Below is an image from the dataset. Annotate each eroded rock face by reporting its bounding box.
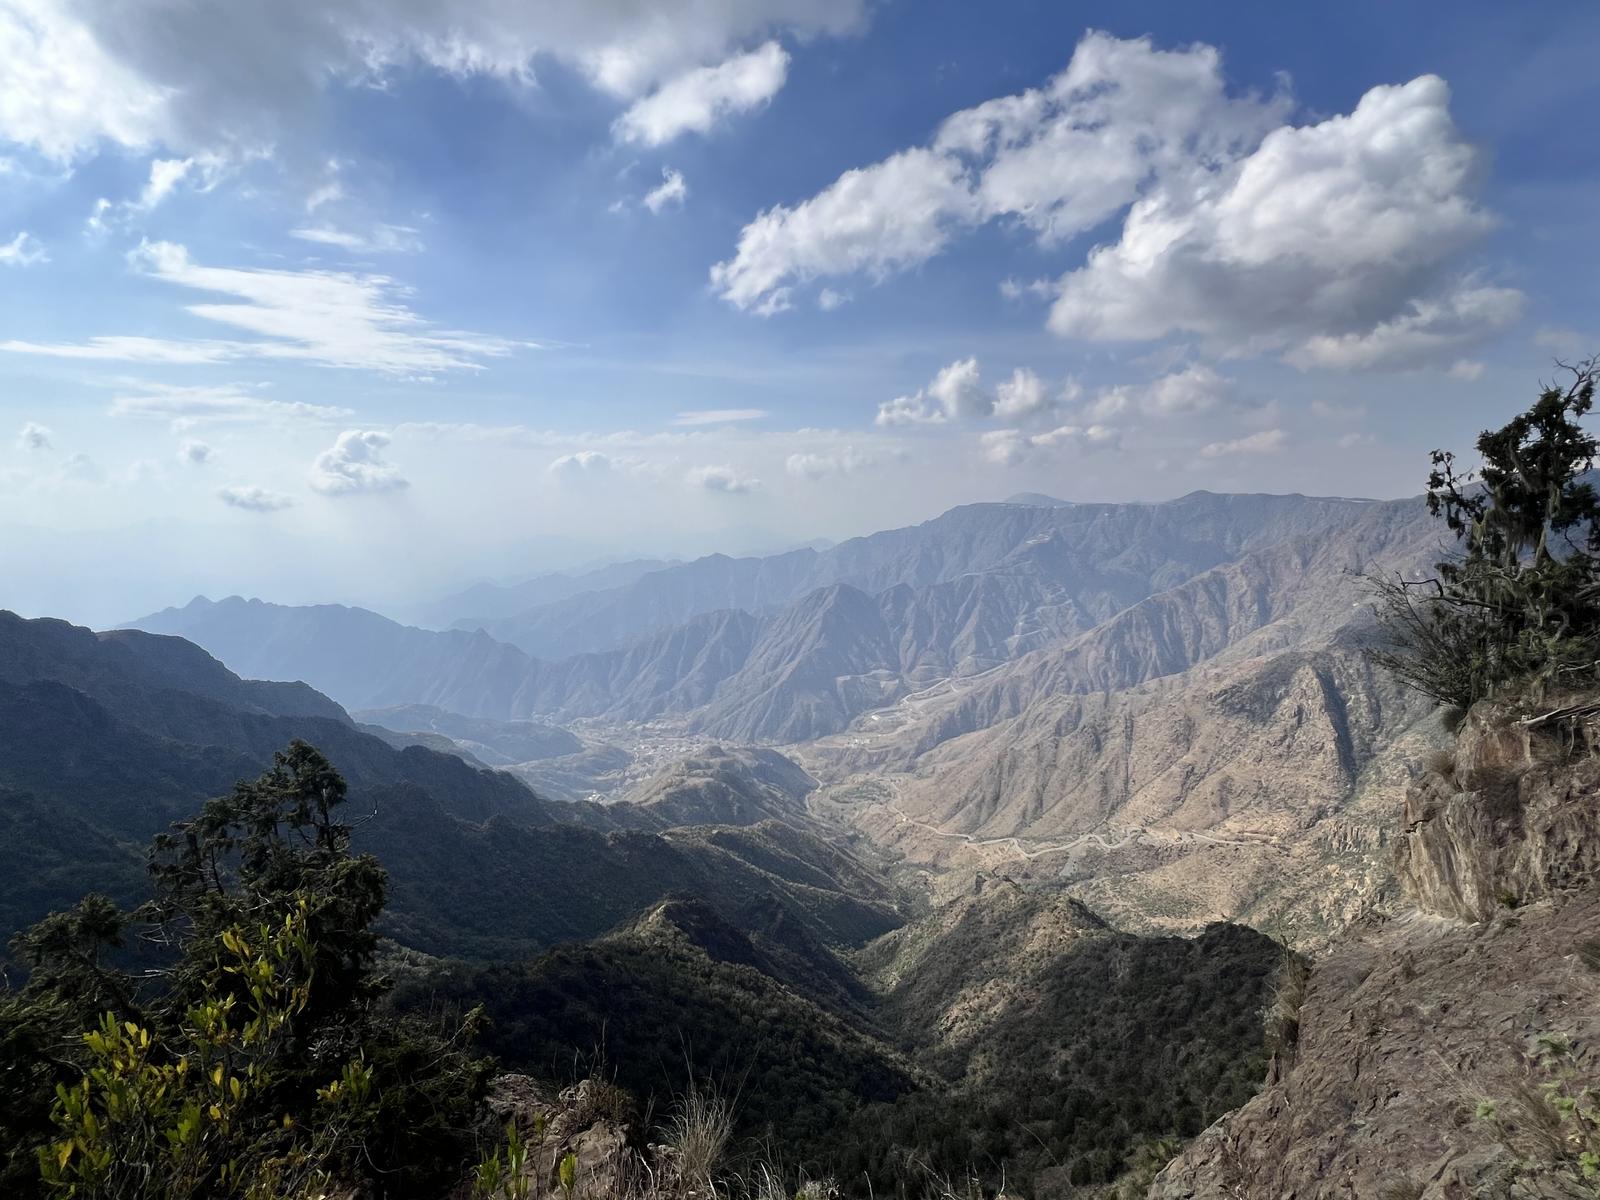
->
[1395,702,1600,922]
[1150,700,1600,1200]
[1148,894,1600,1199]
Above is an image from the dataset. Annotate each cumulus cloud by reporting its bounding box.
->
[309,430,409,496]
[2,241,520,375]
[615,41,789,145]
[0,0,861,162]
[177,439,214,465]
[16,421,51,451]
[219,484,292,512]
[980,424,1117,466]
[712,33,1285,311]
[672,408,767,426]
[547,449,647,479]
[876,357,988,426]
[713,147,976,311]
[1049,76,1507,365]
[0,231,47,267]
[712,33,1509,371]
[877,358,1072,427]
[687,464,758,493]
[1199,429,1288,458]
[642,168,689,214]
[785,446,878,479]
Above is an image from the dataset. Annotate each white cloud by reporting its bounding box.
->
[981,424,1118,466]
[876,357,992,426]
[309,430,409,496]
[992,368,1062,422]
[0,231,47,267]
[687,464,758,493]
[1199,429,1288,458]
[712,34,1508,370]
[1143,364,1234,414]
[615,41,789,145]
[219,485,293,512]
[1050,76,1507,366]
[110,383,351,427]
[290,223,424,254]
[642,168,689,214]
[785,446,878,479]
[712,32,1285,312]
[672,408,768,426]
[16,421,51,451]
[2,241,521,375]
[1448,359,1486,381]
[177,438,214,465]
[817,288,850,311]
[547,449,647,479]
[0,0,863,161]
[712,146,976,311]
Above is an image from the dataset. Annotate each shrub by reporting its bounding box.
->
[1372,357,1600,709]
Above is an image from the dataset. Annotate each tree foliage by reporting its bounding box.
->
[1374,358,1600,707]
[0,740,492,1200]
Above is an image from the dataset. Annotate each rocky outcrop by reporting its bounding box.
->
[1395,700,1600,921]
[1149,893,1600,1199]
[1149,699,1600,1199]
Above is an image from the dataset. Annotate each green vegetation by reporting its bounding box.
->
[1375,357,1600,707]
[0,741,491,1199]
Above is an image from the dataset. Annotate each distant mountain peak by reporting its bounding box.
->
[1004,492,1074,507]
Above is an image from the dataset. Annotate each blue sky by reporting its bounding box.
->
[1,0,1597,625]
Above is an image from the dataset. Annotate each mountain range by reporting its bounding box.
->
[126,489,1447,939]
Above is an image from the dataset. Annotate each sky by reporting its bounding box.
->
[2,0,1598,627]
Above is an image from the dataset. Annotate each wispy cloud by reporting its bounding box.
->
[109,383,352,427]
[0,232,48,267]
[672,408,768,426]
[1,241,525,375]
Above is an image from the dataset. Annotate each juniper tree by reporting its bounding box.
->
[1373,357,1600,707]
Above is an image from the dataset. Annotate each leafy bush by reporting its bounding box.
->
[1,741,491,1199]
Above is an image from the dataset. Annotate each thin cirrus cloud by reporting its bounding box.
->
[0,241,522,375]
[109,383,353,427]
[711,31,1518,371]
[1199,429,1289,459]
[0,0,862,162]
[289,223,425,254]
[308,430,409,496]
[672,408,769,427]
[614,41,790,145]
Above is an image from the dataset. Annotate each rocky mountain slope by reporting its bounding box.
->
[1151,696,1600,1198]
[132,492,1429,753]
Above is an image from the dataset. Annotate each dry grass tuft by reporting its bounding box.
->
[1263,948,1312,1062]
[665,1083,733,1193]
